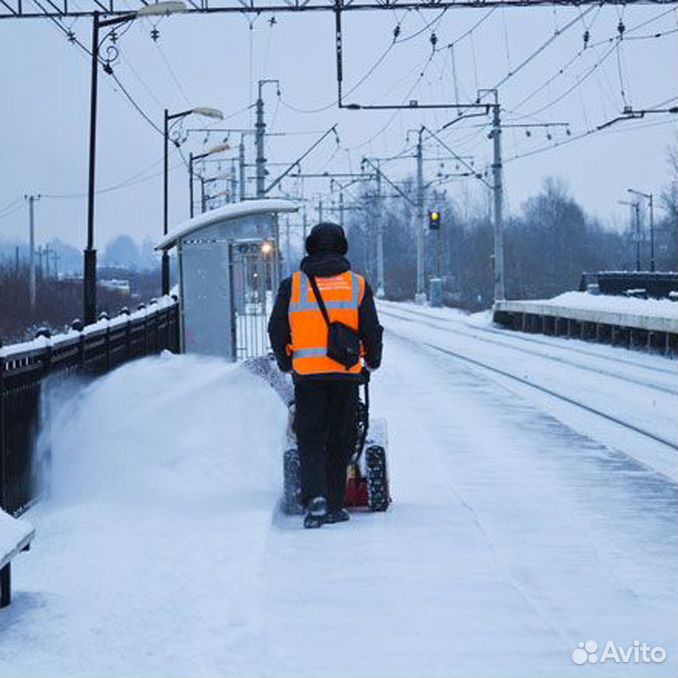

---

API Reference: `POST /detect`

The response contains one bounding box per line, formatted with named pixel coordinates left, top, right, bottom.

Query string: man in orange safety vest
left=268, top=222, right=383, bottom=528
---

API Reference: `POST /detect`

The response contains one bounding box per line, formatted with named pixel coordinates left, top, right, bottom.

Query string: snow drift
left=0, top=352, right=286, bottom=677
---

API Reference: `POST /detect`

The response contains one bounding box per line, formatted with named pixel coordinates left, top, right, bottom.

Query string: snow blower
left=282, top=371, right=391, bottom=515
left=244, top=356, right=391, bottom=515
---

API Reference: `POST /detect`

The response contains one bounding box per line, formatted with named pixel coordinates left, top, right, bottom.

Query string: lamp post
left=163, top=106, right=223, bottom=295
left=628, top=188, right=655, bottom=272
left=188, top=143, right=230, bottom=218
left=618, top=199, right=641, bottom=271
left=84, top=1, right=186, bottom=325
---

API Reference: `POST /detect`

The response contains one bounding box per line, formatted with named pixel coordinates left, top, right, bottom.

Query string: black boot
left=325, top=508, right=350, bottom=524
left=303, top=496, right=328, bottom=529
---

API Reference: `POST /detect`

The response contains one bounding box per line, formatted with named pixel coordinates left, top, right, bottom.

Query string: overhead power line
left=504, top=99, right=677, bottom=163
left=2, top=0, right=675, bottom=20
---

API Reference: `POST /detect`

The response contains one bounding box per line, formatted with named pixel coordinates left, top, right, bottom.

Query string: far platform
left=493, top=292, right=678, bottom=354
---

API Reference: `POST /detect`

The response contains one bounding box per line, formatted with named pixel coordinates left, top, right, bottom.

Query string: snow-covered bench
left=0, top=510, right=35, bottom=608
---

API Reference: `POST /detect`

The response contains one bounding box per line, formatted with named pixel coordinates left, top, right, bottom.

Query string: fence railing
left=0, top=297, right=180, bottom=516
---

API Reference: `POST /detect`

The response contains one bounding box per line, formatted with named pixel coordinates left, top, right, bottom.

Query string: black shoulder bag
left=307, top=274, right=361, bottom=371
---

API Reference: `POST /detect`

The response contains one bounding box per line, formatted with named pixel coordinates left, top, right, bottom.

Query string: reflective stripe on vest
left=288, top=271, right=364, bottom=375
left=288, top=271, right=361, bottom=312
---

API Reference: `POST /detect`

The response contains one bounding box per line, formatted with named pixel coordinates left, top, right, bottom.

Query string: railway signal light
left=429, top=210, right=441, bottom=230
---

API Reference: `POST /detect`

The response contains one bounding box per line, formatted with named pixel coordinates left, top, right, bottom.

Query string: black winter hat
left=305, top=222, right=348, bottom=256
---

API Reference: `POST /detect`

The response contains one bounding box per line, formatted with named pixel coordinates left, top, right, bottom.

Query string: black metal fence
left=0, top=299, right=180, bottom=516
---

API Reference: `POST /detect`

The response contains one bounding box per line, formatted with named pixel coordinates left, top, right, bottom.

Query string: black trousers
left=294, top=380, right=359, bottom=511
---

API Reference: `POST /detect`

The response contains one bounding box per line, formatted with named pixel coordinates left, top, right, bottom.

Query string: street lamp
left=618, top=199, right=641, bottom=271
left=84, top=0, right=186, bottom=325
left=163, top=106, right=224, bottom=294
left=188, top=143, right=230, bottom=218
left=628, top=188, right=655, bottom=272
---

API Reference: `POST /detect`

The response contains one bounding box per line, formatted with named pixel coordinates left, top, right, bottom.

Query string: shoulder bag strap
left=307, top=274, right=331, bottom=327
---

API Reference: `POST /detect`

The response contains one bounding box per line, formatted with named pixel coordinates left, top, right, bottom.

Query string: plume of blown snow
left=46, top=351, right=287, bottom=514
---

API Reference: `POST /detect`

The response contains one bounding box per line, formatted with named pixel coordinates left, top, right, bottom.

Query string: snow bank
left=0, top=352, right=286, bottom=677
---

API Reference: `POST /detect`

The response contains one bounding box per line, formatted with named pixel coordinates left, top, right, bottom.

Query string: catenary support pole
left=239, top=136, right=246, bottom=201
left=415, top=127, right=426, bottom=304
left=376, top=161, right=385, bottom=298
left=634, top=202, right=641, bottom=271
left=255, top=84, right=266, bottom=198
left=161, top=108, right=171, bottom=295
left=84, top=11, right=100, bottom=324
left=490, top=90, right=505, bottom=301
left=27, top=195, right=39, bottom=312
left=189, top=152, right=195, bottom=218
left=231, top=159, right=237, bottom=203
left=649, top=193, right=655, bottom=272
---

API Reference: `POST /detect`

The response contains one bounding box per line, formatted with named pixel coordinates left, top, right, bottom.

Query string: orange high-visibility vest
left=288, top=270, right=365, bottom=375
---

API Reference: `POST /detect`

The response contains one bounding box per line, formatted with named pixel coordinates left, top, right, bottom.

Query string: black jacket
left=267, top=253, right=384, bottom=379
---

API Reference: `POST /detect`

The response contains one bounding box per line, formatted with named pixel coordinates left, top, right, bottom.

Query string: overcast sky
left=0, top=3, right=676, bottom=251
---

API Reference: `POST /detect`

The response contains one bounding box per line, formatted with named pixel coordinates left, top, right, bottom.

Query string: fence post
left=150, top=300, right=159, bottom=353
left=35, top=329, right=52, bottom=373
left=0, top=354, right=6, bottom=511
left=138, top=304, right=148, bottom=356
left=120, top=308, right=131, bottom=360
left=72, top=320, right=85, bottom=369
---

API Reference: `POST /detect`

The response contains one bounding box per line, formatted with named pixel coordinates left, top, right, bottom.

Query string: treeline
left=346, top=175, right=678, bottom=310
left=0, top=265, right=163, bottom=345
left=0, top=234, right=160, bottom=276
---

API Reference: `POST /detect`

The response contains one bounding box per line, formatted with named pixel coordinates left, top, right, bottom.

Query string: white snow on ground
left=0, top=313, right=676, bottom=677
left=541, top=291, right=677, bottom=319
left=379, top=300, right=678, bottom=479
left=0, top=353, right=286, bottom=677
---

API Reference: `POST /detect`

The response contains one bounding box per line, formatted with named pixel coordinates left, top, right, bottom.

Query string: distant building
left=99, top=279, right=131, bottom=295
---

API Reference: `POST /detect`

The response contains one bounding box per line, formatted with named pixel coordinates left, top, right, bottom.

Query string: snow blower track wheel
left=283, top=447, right=303, bottom=515
left=365, top=444, right=390, bottom=511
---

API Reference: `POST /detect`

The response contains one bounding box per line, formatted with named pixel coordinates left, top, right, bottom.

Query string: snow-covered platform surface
left=495, top=291, right=678, bottom=333
left=1, top=304, right=676, bottom=677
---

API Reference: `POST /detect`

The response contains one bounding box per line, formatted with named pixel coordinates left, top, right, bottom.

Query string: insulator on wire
left=617, top=20, right=625, bottom=37
left=430, top=32, right=438, bottom=48
left=393, top=24, right=401, bottom=40
left=583, top=29, right=590, bottom=47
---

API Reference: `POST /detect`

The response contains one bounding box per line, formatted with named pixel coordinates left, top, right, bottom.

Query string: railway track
left=379, top=300, right=676, bottom=378
left=379, top=306, right=677, bottom=396
left=420, top=340, right=678, bottom=452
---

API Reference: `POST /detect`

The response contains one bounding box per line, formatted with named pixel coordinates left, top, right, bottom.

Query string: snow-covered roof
left=156, top=199, right=299, bottom=251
